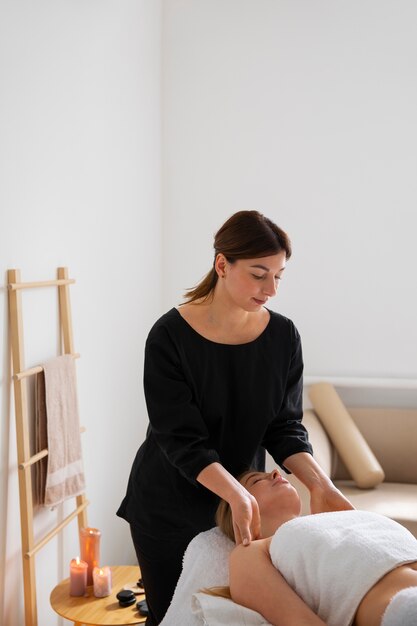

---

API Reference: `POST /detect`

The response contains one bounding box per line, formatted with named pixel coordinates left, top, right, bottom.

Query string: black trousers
left=130, top=523, right=197, bottom=626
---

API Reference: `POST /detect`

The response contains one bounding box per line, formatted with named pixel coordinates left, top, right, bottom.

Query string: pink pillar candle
left=93, top=566, right=112, bottom=597
left=69, top=557, right=88, bottom=596
left=80, top=527, right=101, bottom=585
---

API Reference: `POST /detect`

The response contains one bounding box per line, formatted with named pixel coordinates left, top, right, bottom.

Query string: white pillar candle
left=93, top=566, right=112, bottom=598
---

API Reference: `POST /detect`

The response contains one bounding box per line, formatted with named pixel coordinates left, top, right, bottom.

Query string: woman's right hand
left=229, top=489, right=261, bottom=546
left=196, top=462, right=261, bottom=545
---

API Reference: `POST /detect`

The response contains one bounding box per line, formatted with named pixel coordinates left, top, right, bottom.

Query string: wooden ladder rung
left=8, top=278, right=75, bottom=291
left=25, top=500, right=90, bottom=559
left=19, top=449, right=48, bottom=470
left=18, top=427, right=86, bottom=470
left=14, top=353, right=80, bottom=380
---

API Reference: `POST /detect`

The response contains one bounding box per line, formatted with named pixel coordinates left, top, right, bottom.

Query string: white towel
left=35, top=355, right=85, bottom=507
left=270, top=510, right=417, bottom=626
left=381, top=587, right=417, bottom=626
left=192, top=593, right=270, bottom=626
left=160, top=527, right=234, bottom=626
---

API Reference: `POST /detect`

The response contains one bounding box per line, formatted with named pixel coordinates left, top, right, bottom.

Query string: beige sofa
left=287, top=406, right=417, bottom=538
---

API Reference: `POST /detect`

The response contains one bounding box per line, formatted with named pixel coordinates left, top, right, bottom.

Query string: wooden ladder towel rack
left=8, top=267, right=89, bottom=626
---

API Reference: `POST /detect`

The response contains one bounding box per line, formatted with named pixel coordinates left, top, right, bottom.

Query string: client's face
left=242, top=469, right=301, bottom=517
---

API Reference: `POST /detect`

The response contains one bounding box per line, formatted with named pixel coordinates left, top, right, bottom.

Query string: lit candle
left=69, top=557, right=88, bottom=596
left=93, top=566, right=112, bottom=598
left=80, top=527, right=101, bottom=586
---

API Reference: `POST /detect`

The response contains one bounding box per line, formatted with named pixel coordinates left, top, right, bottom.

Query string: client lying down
left=212, top=469, right=417, bottom=626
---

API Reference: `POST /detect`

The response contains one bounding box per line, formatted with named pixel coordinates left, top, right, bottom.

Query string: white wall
left=1, top=1, right=417, bottom=624
left=0, top=1, right=161, bottom=625
left=161, top=0, right=417, bottom=387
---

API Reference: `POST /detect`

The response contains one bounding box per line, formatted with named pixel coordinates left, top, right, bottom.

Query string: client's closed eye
left=252, top=476, right=266, bottom=485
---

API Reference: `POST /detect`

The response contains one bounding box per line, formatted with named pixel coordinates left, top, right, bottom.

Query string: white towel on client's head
left=159, top=527, right=234, bottom=626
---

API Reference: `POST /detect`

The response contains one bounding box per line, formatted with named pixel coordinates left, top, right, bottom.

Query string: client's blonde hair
left=215, top=498, right=235, bottom=542
left=202, top=470, right=254, bottom=599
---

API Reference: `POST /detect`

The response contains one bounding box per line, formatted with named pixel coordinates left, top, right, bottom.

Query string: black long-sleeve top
left=117, top=308, right=312, bottom=537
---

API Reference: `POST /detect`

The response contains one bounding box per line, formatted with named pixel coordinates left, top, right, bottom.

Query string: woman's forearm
left=283, top=452, right=332, bottom=490
left=283, top=452, right=354, bottom=513
left=197, top=462, right=247, bottom=502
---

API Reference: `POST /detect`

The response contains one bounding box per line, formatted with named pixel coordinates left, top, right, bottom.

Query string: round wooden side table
left=50, top=565, right=146, bottom=626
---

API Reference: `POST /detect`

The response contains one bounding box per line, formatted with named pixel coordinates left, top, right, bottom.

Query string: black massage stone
left=116, top=589, right=136, bottom=607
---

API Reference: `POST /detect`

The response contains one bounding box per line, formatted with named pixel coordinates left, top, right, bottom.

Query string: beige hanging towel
left=35, top=355, right=85, bottom=507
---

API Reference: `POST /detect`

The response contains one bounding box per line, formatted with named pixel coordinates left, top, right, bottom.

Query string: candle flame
left=99, top=568, right=104, bottom=575
left=76, top=556, right=80, bottom=564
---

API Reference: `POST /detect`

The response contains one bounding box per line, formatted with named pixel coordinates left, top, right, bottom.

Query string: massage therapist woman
left=117, top=210, right=353, bottom=625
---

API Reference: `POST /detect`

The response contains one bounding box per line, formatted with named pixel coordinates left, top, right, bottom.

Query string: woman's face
left=217, top=252, right=287, bottom=312
left=242, top=469, right=301, bottom=516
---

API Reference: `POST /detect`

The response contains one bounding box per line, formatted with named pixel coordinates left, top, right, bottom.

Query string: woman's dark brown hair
left=183, top=210, right=292, bottom=304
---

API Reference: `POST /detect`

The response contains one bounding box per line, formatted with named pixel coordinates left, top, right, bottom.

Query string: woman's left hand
left=283, top=452, right=355, bottom=514
left=310, top=483, right=355, bottom=514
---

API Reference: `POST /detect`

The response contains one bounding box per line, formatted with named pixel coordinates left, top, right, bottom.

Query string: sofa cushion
left=335, top=480, right=417, bottom=538
left=341, top=408, right=417, bottom=484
